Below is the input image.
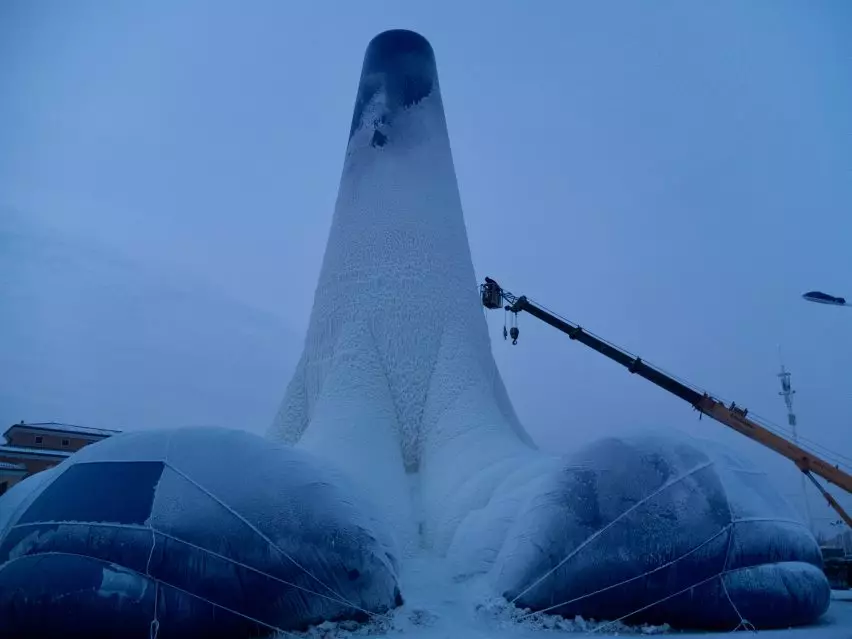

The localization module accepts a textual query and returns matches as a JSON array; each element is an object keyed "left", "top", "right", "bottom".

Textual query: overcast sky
[{"left": 1, "top": 1, "right": 851, "bottom": 529}]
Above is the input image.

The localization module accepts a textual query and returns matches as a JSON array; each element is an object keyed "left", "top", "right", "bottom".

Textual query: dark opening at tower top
[
  {"left": 349, "top": 30, "right": 439, "bottom": 140},
  {"left": 363, "top": 29, "right": 436, "bottom": 67}
]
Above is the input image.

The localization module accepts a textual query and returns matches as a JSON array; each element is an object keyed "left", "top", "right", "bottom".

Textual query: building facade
[{"left": 0, "top": 422, "right": 121, "bottom": 495}]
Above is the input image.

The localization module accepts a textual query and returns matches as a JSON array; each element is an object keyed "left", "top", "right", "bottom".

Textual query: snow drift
[{"left": 0, "top": 428, "right": 401, "bottom": 638}]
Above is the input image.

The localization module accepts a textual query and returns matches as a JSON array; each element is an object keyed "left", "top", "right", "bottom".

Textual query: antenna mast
[{"left": 779, "top": 357, "right": 814, "bottom": 531}]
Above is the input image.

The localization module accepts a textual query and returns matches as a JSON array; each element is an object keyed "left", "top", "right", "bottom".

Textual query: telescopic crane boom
[{"left": 481, "top": 277, "right": 852, "bottom": 528}]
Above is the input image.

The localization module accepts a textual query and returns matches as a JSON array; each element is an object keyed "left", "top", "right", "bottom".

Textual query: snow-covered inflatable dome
[
  {"left": 0, "top": 428, "right": 401, "bottom": 638},
  {"left": 487, "top": 434, "right": 830, "bottom": 629}
]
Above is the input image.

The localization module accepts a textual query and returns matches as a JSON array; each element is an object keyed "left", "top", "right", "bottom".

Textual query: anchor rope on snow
[
  {"left": 167, "top": 463, "right": 393, "bottom": 623},
  {"left": 510, "top": 460, "right": 715, "bottom": 606},
  {"left": 512, "top": 455, "right": 769, "bottom": 633}
]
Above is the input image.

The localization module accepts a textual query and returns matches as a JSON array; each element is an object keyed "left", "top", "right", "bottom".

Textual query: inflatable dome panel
[
  {"left": 495, "top": 436, "right": 831, "bottom": 629},
  {"left": 0, "top": 427, "right": 401, "bottom": 639}
]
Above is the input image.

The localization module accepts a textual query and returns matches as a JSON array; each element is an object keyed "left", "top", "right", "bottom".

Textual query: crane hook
[{"left": 510, "top": 326, "right": 519, "bottom": 345}]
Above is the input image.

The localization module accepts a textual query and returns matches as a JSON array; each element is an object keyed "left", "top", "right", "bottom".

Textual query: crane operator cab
[{"left": 481, "top": 277, "right": 504, "bottom": 310}]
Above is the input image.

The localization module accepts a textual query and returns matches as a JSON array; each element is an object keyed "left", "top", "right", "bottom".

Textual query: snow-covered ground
[{"left": 289, "top": 555, "right": 852, "bottom": 639}]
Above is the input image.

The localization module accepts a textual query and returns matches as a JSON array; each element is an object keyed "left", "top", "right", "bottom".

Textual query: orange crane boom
[{"left": 481, "top": 277, "right": 852, "bottom": 528}]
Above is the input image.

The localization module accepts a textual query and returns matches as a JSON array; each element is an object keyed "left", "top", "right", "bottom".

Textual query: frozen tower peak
[{"left": 270, "top": 30, "right": 533, "bottom": 479}]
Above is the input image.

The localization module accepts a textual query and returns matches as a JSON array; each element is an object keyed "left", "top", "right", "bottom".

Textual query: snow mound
[
  {"left": 0, "top": 427, "right": 401, "bottom": 637},
  {"left": 474, "top": 597, "right": 671, "bottom": 635}
]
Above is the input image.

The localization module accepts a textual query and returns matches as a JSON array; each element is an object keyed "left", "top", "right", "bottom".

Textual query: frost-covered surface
[
  {"left": 269, "top": 28, "right": 536, "bottom": 556},
  {"left": 285, "top": 554, "right": 672, "bottom": 639},
  {"left": 485, "top": 434, "right": 829, "bottom": 628},
  {"left": 284, "top": 555, "right": 851, "bottom": 639},
  {"left": 10, "top": 421, "right": 122, "bottom": 437},
  {"left": 0, "top": 427, "right": 401, "bottom": 637},
  {"left": 0, "top": 464, "right": 58, "bottom": 537},
  {"left": 0, "top": 443, "right": 73, "bottom": 457}
]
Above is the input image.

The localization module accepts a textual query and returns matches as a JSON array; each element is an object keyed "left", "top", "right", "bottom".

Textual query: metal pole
[{"left": 778, "top": 357, "right": 814, "bottom": 532}]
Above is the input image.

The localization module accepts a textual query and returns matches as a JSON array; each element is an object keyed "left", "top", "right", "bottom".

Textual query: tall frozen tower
[{"left": 269, "top": 29, "right": 535, "bottom": 548}]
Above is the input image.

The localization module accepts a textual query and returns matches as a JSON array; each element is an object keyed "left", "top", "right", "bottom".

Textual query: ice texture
[
  {"left": 487, "top": 434, "right": 830, "bottom": 628},
  {"left": 0, "top": 427, "right": 401, "bottom": 638},
  {"left": 269, "top": 27, "right": 536, "bottom": 554}
]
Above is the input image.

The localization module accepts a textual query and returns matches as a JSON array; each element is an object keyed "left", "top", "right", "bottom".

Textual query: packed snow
[{"left": 283, "top": 555, "right": 852, "bottom": 638}]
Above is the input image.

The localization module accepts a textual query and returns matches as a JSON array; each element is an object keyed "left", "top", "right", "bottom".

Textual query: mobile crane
[{"left": 481, "top": 277, "right": 852, "bottom": 529}]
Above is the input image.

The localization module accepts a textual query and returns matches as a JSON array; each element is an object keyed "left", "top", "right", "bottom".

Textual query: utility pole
[{"left": 778, "top": 357, "right": 814, "bottom": 532}]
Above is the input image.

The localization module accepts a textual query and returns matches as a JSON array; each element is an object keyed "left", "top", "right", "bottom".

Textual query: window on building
[
  {"left": 62, "top": 439, "right": 70, "bottom": 447},
  {"left": 35, "top": 436, "right": 43, "bottom": 445}
]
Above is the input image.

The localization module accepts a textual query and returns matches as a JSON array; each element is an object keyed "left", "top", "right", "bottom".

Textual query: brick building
[{"left": 0, "top": 421, "right": 121, "bottom": 495}]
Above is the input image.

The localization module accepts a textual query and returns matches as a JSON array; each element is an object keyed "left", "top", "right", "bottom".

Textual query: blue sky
[{"left": 1, "top": 1, "right": 851, "bottom": 528}]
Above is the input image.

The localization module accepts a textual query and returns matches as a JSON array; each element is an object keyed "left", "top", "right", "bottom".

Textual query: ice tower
[
  {"left": 269, "top": 29, "right": 537, "bottom": 550},
  {"left": 270, "top": 29, "right": 831, "bottom": 630}
]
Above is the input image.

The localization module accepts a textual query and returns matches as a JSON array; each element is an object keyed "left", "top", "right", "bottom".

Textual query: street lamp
[{"left": 802, "top": 291, "right": 848, "bottom": 307}]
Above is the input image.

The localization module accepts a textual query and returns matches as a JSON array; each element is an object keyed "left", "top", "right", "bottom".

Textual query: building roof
[
  {"left": 0, "top": 444, "right": 73, "bottom": 459},
  {"left": 5, "top": 422, "right": 122, "bottom": 439},
  {"left": 0, "top": 461, "right": 27, "bottom": 471}
]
